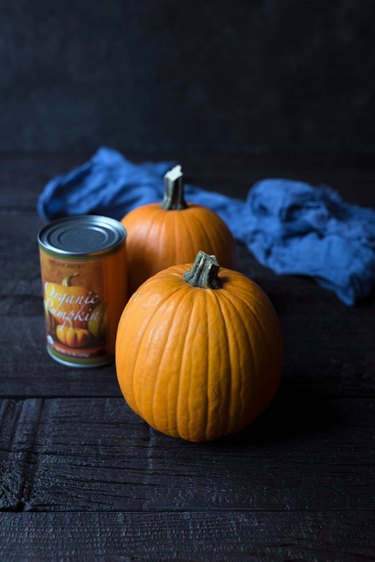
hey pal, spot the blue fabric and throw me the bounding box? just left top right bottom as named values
left=38, top=147, right=375, bottom=305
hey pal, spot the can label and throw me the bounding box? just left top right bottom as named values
left=40, top=252, right=111, bottom=367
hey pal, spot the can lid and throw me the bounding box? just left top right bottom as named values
left=38, top=215, right=126, bottom=258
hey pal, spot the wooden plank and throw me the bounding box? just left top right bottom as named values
left=1, top=397, right=374, bottom=512
left=0, top=211, right=43, bottom=256
left=1, top=309, right=373, bottom=398
left=0, top=153, right=374, bottom=209
left=1, top=312, right=373, bottom=398
left=0, top=247, right=374, bottom=398
left=0, top=511, right=373, bottom=561
left=0, top=256, right=42, bottom=316
left=0, top=319, right=120, bottom=397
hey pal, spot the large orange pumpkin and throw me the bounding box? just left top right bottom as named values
left=116, top=251, right=282, bottom=442
left=121, top=166, right=237, bottom=294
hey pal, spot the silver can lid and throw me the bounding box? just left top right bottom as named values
left=38, top=215, right=126, bottom=258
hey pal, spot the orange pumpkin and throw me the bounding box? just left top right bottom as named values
left=44, top=274, right=96, bottom=329
left=121, top=165, right=237, bottom=294
left=56, top=324, right=91, bottom=348
left=116, top=251, right=282, bottom=442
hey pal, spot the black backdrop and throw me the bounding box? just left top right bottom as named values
left=1, top=0, right=374, bottom=153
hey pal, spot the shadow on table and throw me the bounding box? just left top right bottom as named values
left=208, top=380, right=345, bottom=450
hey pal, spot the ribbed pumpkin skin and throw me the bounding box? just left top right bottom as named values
left=121, top=204, right=237, bottom=294
left=116, top=264, right=282, bottom=442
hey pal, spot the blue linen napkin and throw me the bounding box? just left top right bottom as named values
left=37, top=147, right=375, bottom=305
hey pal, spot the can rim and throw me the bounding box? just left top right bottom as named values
left=37, top=215, right=126, bottom=258
left=46, top=345, right=114, bottom=368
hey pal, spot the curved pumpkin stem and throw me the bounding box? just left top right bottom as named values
left=184, top=251, right=221, bottom=289
left=161, top=165, right=187, bottom=210
left=62, top=273, right=80, bottom=287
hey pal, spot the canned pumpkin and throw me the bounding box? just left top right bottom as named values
left=38, top=215, right=128, bottom=367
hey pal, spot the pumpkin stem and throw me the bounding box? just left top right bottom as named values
left=62, top=274, right=80, bottom=287
left=184, top=251, right=221, bottom=289
left=160, top=165, right=187, bottom=210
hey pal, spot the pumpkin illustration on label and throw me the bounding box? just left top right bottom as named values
left=56, top=324, right=92, bottom=348
left=42, top=272, right=106, bottom=354
left=44, top=273, right=99, bottom=329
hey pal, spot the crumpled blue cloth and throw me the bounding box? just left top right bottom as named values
left=38, top=147, right=375, bottom=305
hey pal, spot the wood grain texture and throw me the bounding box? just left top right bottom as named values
left=0, top=154, right=374, bottom=559
left=0, top=511, right=374, bottom=562
left=0, top=316, right=120, bottom=398
left=0, top=312, right=373, bottom=398
left=0, top=397, right=374, bottom=512
left=0, top=247, right=373, bottom=398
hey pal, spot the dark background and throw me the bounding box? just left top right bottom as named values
left=1, top=0, right=374, bottom=154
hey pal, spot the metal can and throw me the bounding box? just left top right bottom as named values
left=38, top=215, right=128, bottom=368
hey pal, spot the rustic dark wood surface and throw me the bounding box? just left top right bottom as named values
left=0, top=153, right=374, bottom=561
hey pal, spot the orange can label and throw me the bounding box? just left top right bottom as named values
left=39, top=244, right=127, bottom=367
left=40, top=250, right=126, bottom=366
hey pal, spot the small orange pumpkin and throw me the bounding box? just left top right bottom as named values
left=121, top=166, right=237, bottom=294
left=116, top=251, right=282, bottom=442
left=56, top=324, right=92, bottom=348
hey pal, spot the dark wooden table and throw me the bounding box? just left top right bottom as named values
left=0, top=153, right=374, bottom=561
